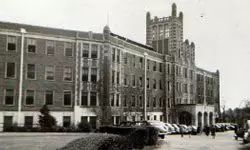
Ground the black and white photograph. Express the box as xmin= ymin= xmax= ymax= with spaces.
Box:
xmin=0 ymin=0 xmax=250 ymax=149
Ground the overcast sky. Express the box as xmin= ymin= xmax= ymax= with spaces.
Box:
xmin=1 ymin=0 xmax=249 ymax=109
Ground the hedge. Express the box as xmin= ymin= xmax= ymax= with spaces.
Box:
xmin=58 ymin=133 xmax=132 ymax=150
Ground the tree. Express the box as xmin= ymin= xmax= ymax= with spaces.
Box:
xmin=38 ymin=105 xmax=56 ymax=130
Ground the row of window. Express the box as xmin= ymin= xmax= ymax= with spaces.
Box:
xmin=3 ymin=116 xmax=97 ymax=129
xmin=175 ymin=65 xmax=194 ymax=79
xmin=82 ymin=43 xmax=99 ymax=59
xmin=5 ymin=62 xmax=73 ymax=81
xmin=4 ymin=89 xmax=73 ymax=106
xmin=7 ymin=36 xmax=74 ymax=57
xmin=176 ymin=83 xmax=194 ymax=94
xmin=122 ymin=95 xmax=165 ymax=108
xmin=82 ymin=68 xmax=98 ymax=83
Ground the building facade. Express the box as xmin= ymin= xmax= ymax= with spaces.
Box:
xmin=0 ymin=3 xmax=220 ymax=131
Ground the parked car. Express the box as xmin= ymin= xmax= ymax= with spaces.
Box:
xmin=172 ymin=124 xmax=180 ymax=134
xmin=165 ymin=123 xmax=176 ymax=134
xmin=147 ymin=121 xmax=169 ymax=139
xmin=188 ymin=125 xmax=198 ymax=135
xmin=178 ymin=124 xmax=190 ymax=134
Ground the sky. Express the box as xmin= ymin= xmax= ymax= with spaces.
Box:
xmin=1 ymin=0 xmax=249 ymax=109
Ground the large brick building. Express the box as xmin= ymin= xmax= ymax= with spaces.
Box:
xmin=0 ymin=3 xmax=219 ymax=131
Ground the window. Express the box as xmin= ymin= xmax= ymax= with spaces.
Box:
xmin=147 ymin=115 xmax=150 ymax=120
xmin=90 ymin=92 xmax=97 ymax=106
xmin=153 ymin=61 xmax=156 ymax=71
xmin=132 ymin=116 xmax=136 ymax=121
xmin=153 ymin=79 xmax=156 ymax=89
xmin=81 ymin=116 xmax=88 ymax=123
xmin=154 ymin=115 xmax=157 ymax=120
xmin=117 ymin=49 xmax=120 ymax=63
xmin=167 ymin=64 xmax=170 ymax=74
xmin=112 ymin=70 xmax=115 ymax=84
xmin=124 ymin=74 xmax=128 ymax=86
xmin=3 ymin=116 xmax=13 ymax=128
xmin=45 ymin=91 xmax=53 ymax=105
xmin=184 ymin=84 xmax=188 ymax=93
xmin=63 ymin=116 xmax=71 ymax=127
xmin=159 ymin=63 xmax=162 ymax=72
xmin=82 ymin=43 xmax=89 ymax=58
xmin=45 ymin=65 xmax=54 ymax=80
xmin=46 ymin=41 xmax=55 ymax=55
xmin=116 ymin=94 xmax=119 ymax=106
xmin=165 ymin=27 xmax=170 ymax=38
xmin=116 ymin=72 xmax=120 ymax=84
xmin=139 ymin=96 xmax=142 ymax=107
xmin=6 ymin=62 xmax=15 ymax=78
xmin=147 ymin=97 xmax=149 ymax=107
xmin=64 ymin=66 xmax=72 ymax=81
xmin=184 ymin=68 xmax=188 ymax=78
xmin=139 ymin=57 xmax=143 ymax=68
xmin=153 ymin=97 xmax=156 ymax=107
xmin=159 ymin=97 xmax=162 ymax=107
xmin=131 ymin=75 xmax=135 ymax=86
xmin=26 ymin=90 xmax=34 ymax=105
xmin=64 ymin=91 xmax=71 ymax=106
xmin=115 ymin=116 xmax=120 ymax=125
xmin=24 ymin=116 xmax=33 ymax=128
xmin=132 ymin=55 xmax=136 ymax=67
xmin=190 ymin=85 xmax=194 ymax=94
xmin=89 ymin=116 xmax=97 ymax=129
xmin=190 ymin=70 xmax=193 ymax=80
xmin=7 ymin=36 xmax=16 ymax=51
xmin=147 ymin=60 xmax=150 ymax=70
xmin=81 ymin=91 xmax=88 ymax=106
xmin=131 ymin=95 xmax=136 ymax=107
xmin=147 ymin=78 xmax=149 ymax=89
xmin=27 ymin=38 xmax=36 ymax=53
xmin=91 ymin=44 xmax=98 ymax=59
xmin=123 ymin=95 xmax=127 ymax=107
xmin=91 ymin=68 xmax=97 ymax=83
xmin=27 ymin=64 xmax=36 ymax=79
xmin=110 ymin=94 xmax=114 ymax=106
xmin=112 ymin=48 xmax=115 ymax=62
xmin=139 ymin=77 xmax=142 ymax=87
xmin=64 ymin=42 xmax=73 ymax=57
xmin=82 ymin=68 xmax=88 ymax=82
xmin=5 ymin=89 xmax=14 ymax=105
xmin=123 ymin=53 xmax=128 ymax=64
xmin=159 ymin=80 xmax=162 ymax=90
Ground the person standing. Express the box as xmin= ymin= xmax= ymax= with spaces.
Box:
xmin=211 ymin=125 xmax=216 ymax=139
xmin=205 ymin=125 xmax=210 ymax=136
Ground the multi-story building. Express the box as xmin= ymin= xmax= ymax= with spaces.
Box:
xmin=0 ymin=3 xmax=220 ymax=131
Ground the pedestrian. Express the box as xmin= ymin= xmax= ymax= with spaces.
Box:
xmin=205 ymin=126 xmax=210 ymax=136
xmin=211 ymin=125 xmax=216 ymax=139
xmin=180 ymin=126 xmax=184 ymax=137
xmin=197 ymin=126 xmax=201 ymax=135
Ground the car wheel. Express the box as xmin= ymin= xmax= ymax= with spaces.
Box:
xmin=159 ymin=135 xmax=165 ymax=139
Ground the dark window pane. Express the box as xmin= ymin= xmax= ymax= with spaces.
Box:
xmin=7 ymin=63 xmax=15 ymax=78
xmin=89 ymin=116 xmax=97 ymax=129
xmin=91 ymin=75 xmax=97 ymax=83
xmin=90 ymin=92 xmax=96 ymax=106
xmin=45 ymin=91 xmax=53 ymax=105
xmin=28 ymin=45 xmax=36 ymax=53
xmin=63 ymin=116 xmax=71 ymax=127
xmin=81 ymin=92 xmax=88 ymax=106
xmin=47 ymin=46 xmax=54 ymax=55
xmin=4 ymin=116 xmax=13 ymax=128
xmin=8 ymin=43 xmax=16 ymax=51
xmin=81 ymin=116 xmax=88 ymax=123
xmin=27 ymin=64 xmax=35 ymax=79
xmin=64 ymin=91 xmax=71 ymax=105
xmin=5 ymin=89 xmax=14 ymax=105
xmin=24 ymin=116 xmax=33 ymax=128
xmin=65 ymin=48 xmax=73 ymax=57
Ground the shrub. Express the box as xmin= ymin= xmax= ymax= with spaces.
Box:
xmin=38 ymin=105 xmax=56 ymax=131
xmin=58 ymin=133 xmax=132 ymax=150
xmin=77 ymin=122 xmax=92 ymax=132
xmin=145 ymin=126 xmax=159 ymax=145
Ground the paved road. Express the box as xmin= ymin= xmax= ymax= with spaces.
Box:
xmin=146 ymin=130 xmax=250 ymax=150
xmin=0 ymin=131 xmax=249 ymax=150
